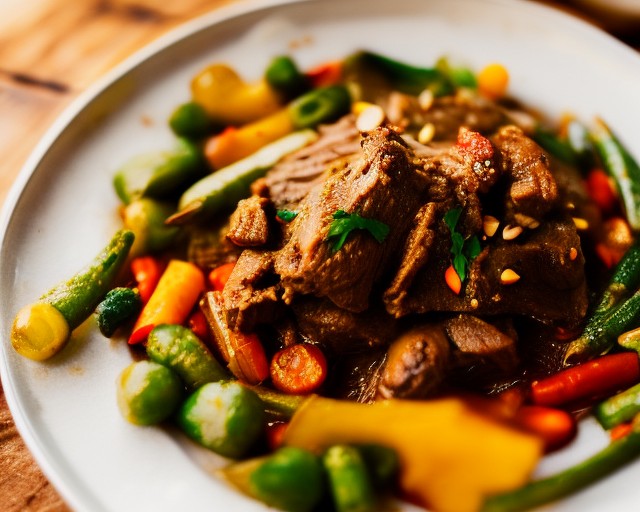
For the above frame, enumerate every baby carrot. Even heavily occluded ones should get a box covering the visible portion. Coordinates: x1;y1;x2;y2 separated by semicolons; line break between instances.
130;256;164;304
531;352;640;407
129;259;205;345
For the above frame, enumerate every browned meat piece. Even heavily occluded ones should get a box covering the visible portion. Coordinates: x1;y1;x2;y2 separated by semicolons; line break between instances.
265;115;361;208
492;125;559;221
274;126;428;313
378;323;451;399
445;314;518;373
291;296;398;355
222;249;282;332
387;215;588;328
187;222;242;271
226;195;271;247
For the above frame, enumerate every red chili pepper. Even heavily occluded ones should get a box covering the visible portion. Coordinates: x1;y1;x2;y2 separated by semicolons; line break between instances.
530;352;640;407
128;323;155;346
305;60;343;88
207;262;236;291
513;405;577;452
188;309;210;342
266;421;289;451
586;168;618;215
610;422;633;441
130;256;163;304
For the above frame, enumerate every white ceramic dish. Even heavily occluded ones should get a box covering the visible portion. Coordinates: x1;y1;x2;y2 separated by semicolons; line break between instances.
2;0;640;510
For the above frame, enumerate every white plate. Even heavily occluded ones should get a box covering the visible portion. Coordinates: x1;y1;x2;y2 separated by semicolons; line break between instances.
2;0;640;510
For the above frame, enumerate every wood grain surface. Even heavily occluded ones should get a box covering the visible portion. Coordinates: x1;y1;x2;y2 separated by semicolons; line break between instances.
0;1;637;510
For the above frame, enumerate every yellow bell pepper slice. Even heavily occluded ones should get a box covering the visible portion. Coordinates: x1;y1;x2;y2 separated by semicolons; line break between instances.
283;395;543;512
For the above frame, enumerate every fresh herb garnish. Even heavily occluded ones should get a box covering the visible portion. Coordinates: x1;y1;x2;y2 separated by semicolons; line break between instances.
327;209;390;253
444;207;481;282
276;209;299;222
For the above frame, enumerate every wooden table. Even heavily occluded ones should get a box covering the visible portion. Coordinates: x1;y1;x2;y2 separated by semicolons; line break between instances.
0;1;637;510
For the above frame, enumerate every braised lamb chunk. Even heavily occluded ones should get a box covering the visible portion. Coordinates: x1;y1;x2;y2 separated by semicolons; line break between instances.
492;125;559;222
291;296;398;355
273;126;428;313
264;115;361;208
378;323;451;399
226;195;272;247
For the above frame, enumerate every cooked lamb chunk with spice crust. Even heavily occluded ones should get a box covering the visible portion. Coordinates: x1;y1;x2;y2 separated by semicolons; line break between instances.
226;195;272;247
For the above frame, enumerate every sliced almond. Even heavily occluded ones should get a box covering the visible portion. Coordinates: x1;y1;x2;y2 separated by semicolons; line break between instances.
418;88;434;110
483;215;500;237
356;104;385;132
502;224;523;240
572;217;589;231
500;268;520;285
514;213;540;229
418;123;436;144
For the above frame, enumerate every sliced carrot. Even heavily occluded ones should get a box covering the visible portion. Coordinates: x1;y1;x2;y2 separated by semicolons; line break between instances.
513;405;577;452
129;259;205;345
610;422;633;441
530;352;640;407
305;60;343;88
445;264;462;295
130;256;164;304
208;262;236;291
270;343;328;395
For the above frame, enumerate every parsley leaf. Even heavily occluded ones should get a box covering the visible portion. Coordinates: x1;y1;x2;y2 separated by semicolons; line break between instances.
444;207;481;282
327;209;390;253
276;209;299;222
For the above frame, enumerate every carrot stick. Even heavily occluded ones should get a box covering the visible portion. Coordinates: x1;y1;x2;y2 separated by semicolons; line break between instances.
530;352;640;407
270;343;328;395
129;259;205;345
610;422;633;441
513;405;577;452
130;256;164;304
207;262;236;291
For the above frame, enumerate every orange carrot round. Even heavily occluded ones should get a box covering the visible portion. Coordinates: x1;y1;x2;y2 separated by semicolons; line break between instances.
129;259;205;344
270;343;328;395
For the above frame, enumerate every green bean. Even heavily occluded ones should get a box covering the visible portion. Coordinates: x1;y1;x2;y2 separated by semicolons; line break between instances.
289;85;351;129
265;55;309;100
169;101;219;138
594;382;640;430
323;444;376;512
482;427;640;512
122;198;179;255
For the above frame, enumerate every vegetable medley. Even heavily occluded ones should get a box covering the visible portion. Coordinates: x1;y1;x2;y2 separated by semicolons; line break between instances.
10;50;640;512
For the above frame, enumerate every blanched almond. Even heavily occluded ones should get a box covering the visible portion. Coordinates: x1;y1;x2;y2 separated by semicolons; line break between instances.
500;269;520;285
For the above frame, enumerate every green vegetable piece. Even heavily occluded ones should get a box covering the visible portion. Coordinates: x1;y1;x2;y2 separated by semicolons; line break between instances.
594;382;640;430
178;381;265;458
323;444;376;512
169;101;217;138
288;85;351;130
41;229;135;331
113;137;205;205
481;427;640;512
444;207;481;282
222;446;325;512
146;324;228;389
276;209;298;223
564;242;640;365
591;118;640;231
265;55;309;100
169;129;318;225
122;198;179;255
95;287;142;338
356;444;399;488
533;126;578;165
346;51;450;96
435;57;477;89
246;385;308;420
327;210;389;253
117;360;183;425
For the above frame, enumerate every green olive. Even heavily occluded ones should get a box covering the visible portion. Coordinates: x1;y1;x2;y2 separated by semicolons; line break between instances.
116;360;184;425
11;302;70;361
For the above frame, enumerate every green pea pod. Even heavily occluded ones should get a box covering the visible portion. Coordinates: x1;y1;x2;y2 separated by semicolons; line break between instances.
113;137;206;205
116;360;184;425
591;118;640;231
11;229;135;361
323;444;376;512
265;55;309;100
222;446;325;512
122;198;179;255
169;101;219;138
594;382;640;430
146;324;228;389
178;381;265;458
168;129;318;225
95;287;142;338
